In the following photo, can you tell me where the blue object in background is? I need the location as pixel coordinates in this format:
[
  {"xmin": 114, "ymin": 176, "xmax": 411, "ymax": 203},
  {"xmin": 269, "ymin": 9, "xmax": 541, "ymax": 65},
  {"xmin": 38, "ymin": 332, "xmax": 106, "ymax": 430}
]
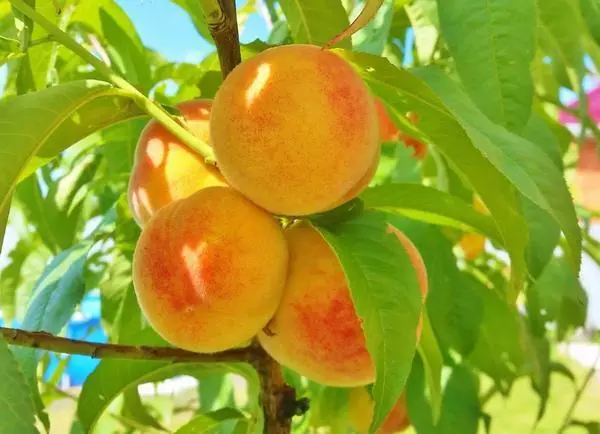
[{"xmin": 42, "ymin": 291, "xmax": 108, "ymax": 388}]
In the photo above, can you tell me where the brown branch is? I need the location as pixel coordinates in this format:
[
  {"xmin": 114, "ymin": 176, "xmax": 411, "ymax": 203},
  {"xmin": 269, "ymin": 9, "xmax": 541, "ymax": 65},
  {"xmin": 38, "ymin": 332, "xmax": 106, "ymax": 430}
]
[
  {"xmin": 1, "ymin": 327, "xmax": 260, "ymax": 364},
  {"xmin": 201, "ymin": 0, "xmax": 242, "ymax": 78},
  {"xmin": 251, "ymin": 345, "xmax": 296, "ymax": 433}
]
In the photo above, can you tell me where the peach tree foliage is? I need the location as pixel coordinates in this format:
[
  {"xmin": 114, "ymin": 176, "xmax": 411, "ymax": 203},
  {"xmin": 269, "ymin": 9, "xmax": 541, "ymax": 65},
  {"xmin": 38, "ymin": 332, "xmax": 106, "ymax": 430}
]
[{"xmin": 0, "ymin": 0, "xmax": 596, "ymax": 433}]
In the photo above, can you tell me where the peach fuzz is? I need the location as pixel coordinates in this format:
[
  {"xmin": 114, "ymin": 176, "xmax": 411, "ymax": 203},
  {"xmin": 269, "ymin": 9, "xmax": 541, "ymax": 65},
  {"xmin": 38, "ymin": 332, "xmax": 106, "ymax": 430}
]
[
  {"xmin": 258, "ymin": 222, "xmax": 428, "ymax": 386},
  {"xmin": 128, "ymin": 99, "xmax": 225, "ymax": 227},
  {"xmin": 348, "ymin": 388, "xmax": 411, "ymax": 434},
  {"xmin": 330, "ymin": 152, "xmax": 380, "ymax": 209},
  {"xmin": 133, "ymin": 186, "xmax": 288, "ymax": 353},
  {"xmin": 210, "ymin": 44, "xmax": 379, "ymax": 216}
]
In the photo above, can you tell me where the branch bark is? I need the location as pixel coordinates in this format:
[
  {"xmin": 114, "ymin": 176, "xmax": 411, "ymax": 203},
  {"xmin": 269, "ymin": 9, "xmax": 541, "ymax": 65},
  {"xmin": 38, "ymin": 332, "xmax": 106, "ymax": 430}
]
[
  {"xmin": 1, "ymin": 327, "xmax": 260, "ymax": 363},
  {"xmin": 252, "ymin": 346, "xmax": 295, "ymax": 433},
  {"xmin": 200, "ymin": 0, "xmax": 242, "ymax": 78}
]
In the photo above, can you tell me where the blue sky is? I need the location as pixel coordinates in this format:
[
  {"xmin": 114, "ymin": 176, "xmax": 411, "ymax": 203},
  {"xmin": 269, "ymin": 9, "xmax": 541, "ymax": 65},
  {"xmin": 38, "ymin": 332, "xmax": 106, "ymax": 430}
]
[{"xmin": 116, "ymin": 0, "xmax": 269, "ymax": 62}]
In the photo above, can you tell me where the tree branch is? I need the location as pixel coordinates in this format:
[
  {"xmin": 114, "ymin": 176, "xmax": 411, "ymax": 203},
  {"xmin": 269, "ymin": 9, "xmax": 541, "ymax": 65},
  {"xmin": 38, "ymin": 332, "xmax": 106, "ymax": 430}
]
[
  {"xmin": 1, "ymin": 327, "xmax": 260, "ymax": 364},
  {"xmin": 199, "ymin": 0, "xmax": 242, "ymax": 78},
  {"xmin": 252, "ymin": 346, "xmax": 297, "ymax": 433}
]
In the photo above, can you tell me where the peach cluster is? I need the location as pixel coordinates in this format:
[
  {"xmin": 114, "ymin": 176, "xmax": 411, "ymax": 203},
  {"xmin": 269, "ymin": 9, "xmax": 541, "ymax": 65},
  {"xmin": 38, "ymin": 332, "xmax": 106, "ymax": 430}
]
[{"xmin": 127, "ymin": 44, "xmax": 427, "ymax": 430}]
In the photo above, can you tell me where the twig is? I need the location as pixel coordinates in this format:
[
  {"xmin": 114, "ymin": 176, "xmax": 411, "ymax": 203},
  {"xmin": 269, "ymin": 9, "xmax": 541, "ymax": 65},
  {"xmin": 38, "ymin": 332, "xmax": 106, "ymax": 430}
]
[
  {"xmin": 1, "ymin": 327, "xmax": 260, "ymax": 363},
  {"xmin": 9, "ymin": 0, "xmax": 214, "ymax": 162},
  {"xmin": 557, "ymin": 350, "xmax": 600, "ymax": 433},
  {"xmin": 199, "ymin": 0, "xmax": 242, "ymax": 78}
]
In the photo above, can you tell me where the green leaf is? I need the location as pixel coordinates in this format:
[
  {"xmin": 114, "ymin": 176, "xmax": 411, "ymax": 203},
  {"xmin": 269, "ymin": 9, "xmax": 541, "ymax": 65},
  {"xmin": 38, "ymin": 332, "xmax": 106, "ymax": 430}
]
[
  {"xmin": 325, "ymin": 0, "xmax": 385, "ymax": 49},
  {"xmin": 278, "ymin": 0, "xmax": 351, "ymax": 48},
  {"xmin": 0, "ymin": 34, "xmax": 22, "ymax": 65},
  {"xmin": 528, "ymin": 335, "xmax": 551, "ymax": 420},
  {"xmin": 416, "ymin": 312, "xmax": 442, "ymax": 424},
  {"xmin": 437, "ymin": 0, "xmax": 536, "ymax": 132},
  {"xmin": 388, "ymin": 216, "xmax": 483, "ymax": 355},
  {"xmin": 405, "ymin": 355, "xmax": 436, "ymax": 433},
  {"xmin": 405, "ymin": 0, "xmax": 439, "ymax": 64},
  {"xmin": 0, "ymin": 2, "xmax": 18, "ymax": 39},
  {"xmin": 437, "ymin": 366, "xmax": 480, "ymax": 434},
  {"xmin": 8, "ymin": 243, "xmax": 89, "ymax": 431},
  {"xmin": 198, "ymin": 375, "xmax": 230, "ymax": 412},
  {"xmin": 14, "ymin": 0, "xmax": 61, "ymax": 93},
  {"xmin": 16, "ymin": 155, "xmax": 102, "ymax": 253},
  {"xmin": 121, "ymin": 388, "xmax": 165, "ymax": 432},
  {"xmin": 77, "ymin": 341, "xmax": 259, "ymax": 433},
  {"xmin": 102, "ymin": 119, "xmax": 147, "ymax": 176},
  {"xmin": 0, "ymin": 199, "xmax": 10, "ymax": 266},
  {"xmin": 314, "ymin": 211, "xmax": 422, "ymax": 432},
  {"xmin": 548, "ymin": 361, "xmax": 576, "ymax": 384},
  {"xmin": 521, "ymin": 198, "xmax": 560, "ymax": 279},
  {"xmin": 360, "ymin": 184, "xmax": 502, "ymax": 243},
  {"xmin": 521, "ymin": 114, "xmax": 563, "ymax": 277},
  {"xmin": 0, "ymin": 238, "xmax": 39, "ymax": 324},
  {"xmin": 12, "ymin": 243, "xmax": 90, "ymax": 380},
  {"xmin": 351, "ymin": 0, "xmax": 397, "ymax": 55},
  {"xmin": 536, "ymin": 0, "xmax": 586, "ymax": 85},
  {"xmin": 415, "ymin": 67, "xmax": 580, "ymax": 273},
  {"xmin": 308, "ymin": 386, "xmax": 349, "ymax": 431},
  {"xmin": 569, "ymin": 420, "xmax": 600, "ymax": 434},
  {"xmin": 0, "ymin": 334, "xmax": 38, "ymax": 434},
  {"xmin": 71, "ymin": 0, "xmax": 152, "ymax": 92},
  {"xmin": 465, "ymin": 274, "xmax": 526, "ymax": 386},
  {"xmin": 0, "ymin": 80, "xmax": 145, "ymax": 247},
  {"xmin": 523, "ymin": 113, "xmax": 564, "ymax": 170},
  {"xmin": 531, "ymin": 257, "xmax": 588, "ymax": 340},
  {"xmin": 170, "ymin": 0, "xmax": 213, "ymax": 43},
  {"xmin": 175, "ymin": 408, "xmax": 246, "ymax": 434},
  {"xmin": 581, "ymin": 0, "xmax": 600, "ymax": 46},
  {"xmin": 339, "ymin": 50, "xmax": 528, "ymax": 297}
]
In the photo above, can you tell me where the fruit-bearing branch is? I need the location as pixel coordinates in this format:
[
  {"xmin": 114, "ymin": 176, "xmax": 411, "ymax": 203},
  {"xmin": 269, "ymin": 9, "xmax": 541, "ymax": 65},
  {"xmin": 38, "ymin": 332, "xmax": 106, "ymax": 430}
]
[
  {"xmin": 1, "ymin": 327, "xmax": 260, "ymax": 363},
  {"xmin": 2, "ymin": 326, "xmax": 302, "ymax": 431}
]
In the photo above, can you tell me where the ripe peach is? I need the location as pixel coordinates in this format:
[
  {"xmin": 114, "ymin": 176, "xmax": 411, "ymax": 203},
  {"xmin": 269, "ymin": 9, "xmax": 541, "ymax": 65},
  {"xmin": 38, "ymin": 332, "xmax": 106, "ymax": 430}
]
[
  {"xmin": 133, "ymin": 186, "xmax": 288, "ymax": 353},
  {"xmin": 128, "ymin": 99, "xmax": 225, "ymax": 227},
  {"xmin": 210, "ymin": 44, "xmax": 379, "ymax": 216},
  {"xmin": 374, "ymin": 98, "xmax": 428, "ymax": 159},
  {"xmin": 374, "ymin": 97, "xmax": 401, "ymax": 142},
  {"xmin": 349, "ymin": 387, "xmax": 411, "ymax": 434},
  {"xmin": 457, "ymin": 196, "xmax": 489, "ymax": 260},
  {"xmin": 330, "ymin": 153, "xmax": 380, "ymax": 209},
  {"xmin": 258, "ymin": 222, "xmax": 427, "ymax": 386}
]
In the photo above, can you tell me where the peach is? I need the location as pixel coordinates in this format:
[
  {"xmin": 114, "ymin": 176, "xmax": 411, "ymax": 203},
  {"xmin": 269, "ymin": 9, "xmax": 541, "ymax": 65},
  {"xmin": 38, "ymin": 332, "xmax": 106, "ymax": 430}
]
[
  {"xmin": 348, "ymin": 387, "xmax": 411, "ymax": 434},
  {"xmin": 457, "ymin": 196, "xmax": 489, "ymax": 260},
  {"xmin": 133, "ymin": 186, "xmax": 288, "ymax": 353},
  {"xmin": 258, "ymin": 222, "xmax": 427, "ymax": 386},
  {"xmin": 330, "ymin": 152, "xmax": 380, "ymax": 209},
  {"xmin": 210, "ymin": 44, "xmax": 379, "ymax": 216},
  {"xmin": 128, "ymin": 99, "xmax": 225, "ymax": 227},
  {"xmin": 374, "ymin": 98, "xmax": 428, "ymax": 159},
  {"xmin": 374, "ymin": 97, "xmax": 401, "ymax": 142}
]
